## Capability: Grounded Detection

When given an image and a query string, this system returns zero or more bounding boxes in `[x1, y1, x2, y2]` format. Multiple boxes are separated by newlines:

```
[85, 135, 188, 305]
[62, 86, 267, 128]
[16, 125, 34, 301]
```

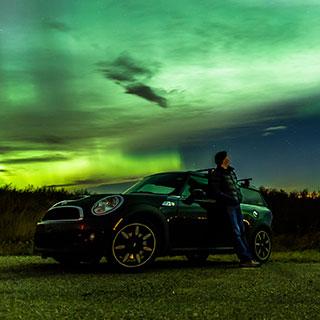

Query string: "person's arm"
[231, 169, 243, 203]
[209, 172, 238, 205]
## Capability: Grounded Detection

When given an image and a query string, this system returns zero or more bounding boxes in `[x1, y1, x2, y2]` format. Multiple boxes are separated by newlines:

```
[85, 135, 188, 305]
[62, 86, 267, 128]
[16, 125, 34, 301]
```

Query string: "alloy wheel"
[254, 230, 271, 261]
[112, 222, 157, 268]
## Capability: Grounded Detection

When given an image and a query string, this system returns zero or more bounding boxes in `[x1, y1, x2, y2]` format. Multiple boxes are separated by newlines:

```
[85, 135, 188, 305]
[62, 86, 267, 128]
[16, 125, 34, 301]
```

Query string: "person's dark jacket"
[208, 166, 243, 206]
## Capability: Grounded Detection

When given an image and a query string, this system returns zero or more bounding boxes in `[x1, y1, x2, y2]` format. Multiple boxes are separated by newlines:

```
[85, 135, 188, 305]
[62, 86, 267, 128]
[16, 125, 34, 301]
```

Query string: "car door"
[168, 174, 212, 248]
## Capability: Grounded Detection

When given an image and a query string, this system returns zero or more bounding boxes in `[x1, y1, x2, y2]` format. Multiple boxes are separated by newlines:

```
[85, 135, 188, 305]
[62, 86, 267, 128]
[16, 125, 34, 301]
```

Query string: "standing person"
[209, 151, 260, 268]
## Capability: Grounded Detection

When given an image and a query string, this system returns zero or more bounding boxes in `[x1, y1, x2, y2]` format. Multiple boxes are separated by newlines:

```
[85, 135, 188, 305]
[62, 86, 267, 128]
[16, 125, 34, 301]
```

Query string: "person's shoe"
[239, 260, 261, 268]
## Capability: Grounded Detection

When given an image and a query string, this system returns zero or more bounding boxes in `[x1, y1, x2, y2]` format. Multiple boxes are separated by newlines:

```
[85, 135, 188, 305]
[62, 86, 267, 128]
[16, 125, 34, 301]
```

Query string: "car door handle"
[252, 210, 259, 218]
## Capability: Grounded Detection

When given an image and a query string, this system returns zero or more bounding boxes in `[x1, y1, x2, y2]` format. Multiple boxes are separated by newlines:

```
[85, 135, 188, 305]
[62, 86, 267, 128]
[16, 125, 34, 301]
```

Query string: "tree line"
[0, 185, 319, 250]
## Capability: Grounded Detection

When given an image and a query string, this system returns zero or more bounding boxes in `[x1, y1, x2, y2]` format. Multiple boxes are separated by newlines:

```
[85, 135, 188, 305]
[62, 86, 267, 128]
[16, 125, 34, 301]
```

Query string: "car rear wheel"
[251, 229, 272, 262]
[110, 222, 158, 270]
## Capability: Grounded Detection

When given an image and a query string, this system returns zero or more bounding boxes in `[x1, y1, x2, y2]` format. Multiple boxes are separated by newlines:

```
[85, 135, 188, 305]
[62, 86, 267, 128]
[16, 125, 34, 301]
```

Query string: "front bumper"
[34, 220, 106, 257]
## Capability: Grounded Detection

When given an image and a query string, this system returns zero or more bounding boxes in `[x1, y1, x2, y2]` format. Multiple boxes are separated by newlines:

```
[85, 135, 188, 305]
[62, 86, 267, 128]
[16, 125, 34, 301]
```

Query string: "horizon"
[1, 173, 319, 194]
[1, 0, 320, 191]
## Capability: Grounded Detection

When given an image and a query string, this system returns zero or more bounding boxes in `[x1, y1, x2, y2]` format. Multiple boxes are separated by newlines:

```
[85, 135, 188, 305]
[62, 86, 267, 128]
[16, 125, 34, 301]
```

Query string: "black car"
[34, 170, 272, 269]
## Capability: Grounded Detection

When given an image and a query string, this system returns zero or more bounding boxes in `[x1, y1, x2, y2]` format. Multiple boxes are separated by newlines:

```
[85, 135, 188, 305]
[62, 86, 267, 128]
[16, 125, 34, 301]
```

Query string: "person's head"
[214, 150, 230, 169]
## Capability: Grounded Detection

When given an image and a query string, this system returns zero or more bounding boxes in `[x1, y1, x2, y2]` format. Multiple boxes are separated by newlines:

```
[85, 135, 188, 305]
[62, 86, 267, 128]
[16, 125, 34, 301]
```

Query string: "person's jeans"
[226, 205, 252, 262]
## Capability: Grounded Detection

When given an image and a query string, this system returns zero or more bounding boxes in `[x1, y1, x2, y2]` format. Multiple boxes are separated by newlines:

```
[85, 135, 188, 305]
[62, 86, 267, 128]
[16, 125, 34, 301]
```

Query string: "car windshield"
[124, 173, 187, 195]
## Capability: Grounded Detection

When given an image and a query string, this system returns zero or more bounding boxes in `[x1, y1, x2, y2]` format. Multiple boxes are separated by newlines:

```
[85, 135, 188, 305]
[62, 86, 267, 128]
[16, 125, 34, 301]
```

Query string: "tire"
[110, 221, 158, 270]
[186, 253, 209, 264]
[250, 229, 272, 263]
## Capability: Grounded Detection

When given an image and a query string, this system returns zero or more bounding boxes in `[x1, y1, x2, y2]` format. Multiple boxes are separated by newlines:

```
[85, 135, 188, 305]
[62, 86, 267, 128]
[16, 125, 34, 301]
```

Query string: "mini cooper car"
[34, 170, 272, 270]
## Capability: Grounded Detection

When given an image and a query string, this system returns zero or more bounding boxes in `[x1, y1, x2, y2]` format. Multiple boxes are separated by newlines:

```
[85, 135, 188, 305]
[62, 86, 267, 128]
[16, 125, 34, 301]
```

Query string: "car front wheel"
[250, 229, 272, 262]
[110, 222, 158, 270]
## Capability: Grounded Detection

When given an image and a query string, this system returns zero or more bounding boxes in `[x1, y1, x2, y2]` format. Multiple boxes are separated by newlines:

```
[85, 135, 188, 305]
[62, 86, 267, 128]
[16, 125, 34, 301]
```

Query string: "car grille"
[42, 206, 83, 221]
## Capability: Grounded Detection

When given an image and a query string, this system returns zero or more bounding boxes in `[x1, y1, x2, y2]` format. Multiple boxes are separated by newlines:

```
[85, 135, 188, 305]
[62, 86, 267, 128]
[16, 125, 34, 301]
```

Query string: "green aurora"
[1, 0, 320, 189]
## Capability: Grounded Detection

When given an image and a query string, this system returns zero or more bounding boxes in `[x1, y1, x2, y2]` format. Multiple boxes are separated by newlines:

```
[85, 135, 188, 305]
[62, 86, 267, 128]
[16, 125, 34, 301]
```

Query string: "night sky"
[1, 0, 320, 191]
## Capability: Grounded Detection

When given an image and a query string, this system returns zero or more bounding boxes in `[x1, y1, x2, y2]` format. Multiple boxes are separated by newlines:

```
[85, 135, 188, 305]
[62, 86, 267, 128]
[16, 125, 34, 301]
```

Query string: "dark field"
[1, 252, 320, 319]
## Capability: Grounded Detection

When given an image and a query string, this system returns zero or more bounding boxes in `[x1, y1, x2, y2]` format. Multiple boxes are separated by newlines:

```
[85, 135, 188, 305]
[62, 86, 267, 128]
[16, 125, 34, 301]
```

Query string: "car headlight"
[91, 195, 124, 216]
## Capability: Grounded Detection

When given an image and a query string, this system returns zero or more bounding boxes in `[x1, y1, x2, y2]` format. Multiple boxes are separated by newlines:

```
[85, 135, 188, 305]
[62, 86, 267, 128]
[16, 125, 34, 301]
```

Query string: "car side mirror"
[191, 189, 206, 200]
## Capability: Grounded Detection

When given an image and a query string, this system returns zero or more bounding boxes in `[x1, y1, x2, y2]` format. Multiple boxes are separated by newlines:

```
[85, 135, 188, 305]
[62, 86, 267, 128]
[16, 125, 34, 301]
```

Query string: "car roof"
[144, 171, 208, 183]
[146, 170, 207, 177]
[146, 170, 260, 191]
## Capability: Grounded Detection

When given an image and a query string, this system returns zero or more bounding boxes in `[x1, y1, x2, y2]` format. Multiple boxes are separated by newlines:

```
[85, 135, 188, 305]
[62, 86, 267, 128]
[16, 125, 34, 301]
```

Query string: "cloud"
[0, 146, 14, 154]
[1, 154, 70, 165]
[0, 107, 105, 151]
[264, 126, 287, 132]
[126, 84, 167, 108]
[262, 125, 287, 137]
[25, 135, 70, 146]
[100, 54, 153, 82]
[47, 176, 140, 188]
[0, 144, 52, 155]
[46, 180, 103, 188]
[98, 53, 167, 108]
[0, 102, 158, 157]
[42, 19, 71, 33]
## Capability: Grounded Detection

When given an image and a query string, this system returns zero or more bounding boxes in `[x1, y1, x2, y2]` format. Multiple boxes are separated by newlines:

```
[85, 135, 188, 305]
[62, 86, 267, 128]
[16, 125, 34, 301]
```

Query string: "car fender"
[112, 204, 170, 255]
[251, 223, 272, 234]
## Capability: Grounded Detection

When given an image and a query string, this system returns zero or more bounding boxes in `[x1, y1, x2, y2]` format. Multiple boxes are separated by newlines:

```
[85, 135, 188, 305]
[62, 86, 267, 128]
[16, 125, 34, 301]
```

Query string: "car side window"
[241, 188, 266, 206]
[181, 175, 208, 198]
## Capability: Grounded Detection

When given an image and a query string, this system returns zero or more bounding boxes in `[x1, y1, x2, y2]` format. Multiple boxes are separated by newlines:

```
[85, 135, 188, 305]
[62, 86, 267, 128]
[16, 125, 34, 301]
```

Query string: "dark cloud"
[99, 54, 153, 82]
[98, 53, 167, 108]
[46, 182, 81, 188]
[46, 182, 89, 188]
[0, 103, 154, 156]
[47, 177, 137, 188]
[42, 19, 71, 33]
[27, 135, 70, 146]
[0, 146, 14, 154]
[126, 84, 167, 108]
[0, 144, 48, 155]
[88, 181, 138, 194]
[2, 135, 71, 147]
[72, 178, 110, 186]
[1, 154, 70, 165]
[0, 108, 98, 150]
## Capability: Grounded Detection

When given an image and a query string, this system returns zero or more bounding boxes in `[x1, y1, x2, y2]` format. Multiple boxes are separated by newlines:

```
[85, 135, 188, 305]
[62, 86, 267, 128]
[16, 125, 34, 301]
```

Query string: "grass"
[0, 241, 34, 256]
[0, 185, 87, 243]
[1, 252, 320, 319]
[0, 235, 318, 256]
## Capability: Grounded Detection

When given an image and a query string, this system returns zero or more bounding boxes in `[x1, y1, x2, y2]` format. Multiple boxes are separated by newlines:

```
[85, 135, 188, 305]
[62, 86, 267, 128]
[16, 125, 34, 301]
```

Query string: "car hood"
[52, 193, 174, 211]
